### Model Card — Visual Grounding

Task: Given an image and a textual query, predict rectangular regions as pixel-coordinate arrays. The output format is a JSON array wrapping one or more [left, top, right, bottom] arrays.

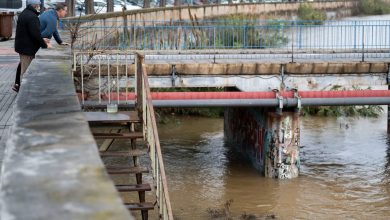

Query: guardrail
[[66, 20, 390, 58], [135, 53, 174, 220], [72, 51, 135, 106], [72, 51, 173, 219]]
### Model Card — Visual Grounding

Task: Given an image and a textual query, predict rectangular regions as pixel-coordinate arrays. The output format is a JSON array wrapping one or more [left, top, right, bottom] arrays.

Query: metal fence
[[66, 20, 390, 53]]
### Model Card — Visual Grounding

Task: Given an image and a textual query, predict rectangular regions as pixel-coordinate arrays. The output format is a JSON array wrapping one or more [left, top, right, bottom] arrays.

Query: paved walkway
[[0, 37, 18, 163]]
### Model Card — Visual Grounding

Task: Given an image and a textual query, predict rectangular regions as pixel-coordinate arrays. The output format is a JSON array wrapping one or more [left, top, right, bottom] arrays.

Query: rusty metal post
[[135, 53, 144, 118]]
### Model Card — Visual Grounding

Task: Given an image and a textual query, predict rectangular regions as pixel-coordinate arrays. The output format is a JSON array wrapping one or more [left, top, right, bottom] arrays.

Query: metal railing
[[73, 51, 173, 219], [72, 51, 136, 106], [135, 53, 174, 220], [66, 20, 390, 57]]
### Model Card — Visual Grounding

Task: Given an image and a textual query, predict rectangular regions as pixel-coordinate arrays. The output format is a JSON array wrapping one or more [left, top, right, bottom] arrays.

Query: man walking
[[39, 2, 69, 46], [12, 0, 50, 92]]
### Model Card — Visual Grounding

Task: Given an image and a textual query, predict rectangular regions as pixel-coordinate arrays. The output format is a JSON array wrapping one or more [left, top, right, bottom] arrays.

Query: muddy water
[[157, 115, 390, 219]]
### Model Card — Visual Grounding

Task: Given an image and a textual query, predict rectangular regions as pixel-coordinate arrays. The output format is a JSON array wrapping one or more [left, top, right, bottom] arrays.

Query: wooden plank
[[124, 202, 154, 211], [106, 166, 148, 174], [115, 184, 151, 192], [84, 111, 140, 123], [100, 149, 147, 157], [98, 128, 120, 152], [92, 132, 143, 139], [99, 138, 115, 152]]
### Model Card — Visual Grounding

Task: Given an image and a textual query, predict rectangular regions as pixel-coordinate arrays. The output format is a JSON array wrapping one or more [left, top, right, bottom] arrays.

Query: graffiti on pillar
[[266, 114, 300, 179], [225, 108, 300, 179], [224, 108, 268, 173]]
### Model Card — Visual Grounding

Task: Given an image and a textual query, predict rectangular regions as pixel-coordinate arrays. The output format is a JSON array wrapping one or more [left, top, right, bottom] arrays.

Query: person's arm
[[53, 29, 63, 45], [40, 20, 51, 39], [28, 16, 47, 48]]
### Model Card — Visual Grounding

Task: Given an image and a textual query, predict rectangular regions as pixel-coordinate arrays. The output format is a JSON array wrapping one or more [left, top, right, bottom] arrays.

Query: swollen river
[[158, 114, 390, 219]]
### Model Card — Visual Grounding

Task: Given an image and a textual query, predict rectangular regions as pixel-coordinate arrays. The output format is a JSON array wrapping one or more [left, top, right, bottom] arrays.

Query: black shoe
[[12, 84, 19, 92]]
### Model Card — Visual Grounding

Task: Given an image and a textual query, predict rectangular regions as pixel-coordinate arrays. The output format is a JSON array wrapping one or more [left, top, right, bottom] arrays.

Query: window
[[0, 0, 22, 9]]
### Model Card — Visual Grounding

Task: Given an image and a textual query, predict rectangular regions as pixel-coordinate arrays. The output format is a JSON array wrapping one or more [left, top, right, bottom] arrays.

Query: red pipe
[[101, 90, 390, 101]]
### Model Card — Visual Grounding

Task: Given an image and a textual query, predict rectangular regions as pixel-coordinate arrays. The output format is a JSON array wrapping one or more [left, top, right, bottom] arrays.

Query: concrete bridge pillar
[[224, 107, 300, 179]]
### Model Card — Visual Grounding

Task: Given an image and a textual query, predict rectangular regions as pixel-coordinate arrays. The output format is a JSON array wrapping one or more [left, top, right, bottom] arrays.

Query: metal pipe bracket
[[292, 88, 301, 109], [273, 89, 283, 111]]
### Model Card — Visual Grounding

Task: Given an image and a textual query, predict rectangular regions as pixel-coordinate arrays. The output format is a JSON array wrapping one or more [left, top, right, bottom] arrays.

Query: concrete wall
[[79, 62, 389, 76], [74, 1, 358, 23], [0, 48, 134, 220], [66, 1, 358, 49], [78, 62, 388, 95]]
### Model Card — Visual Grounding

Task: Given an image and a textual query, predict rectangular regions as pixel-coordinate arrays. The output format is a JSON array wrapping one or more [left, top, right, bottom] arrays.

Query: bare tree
[[85, 0, 95, 14], [174, 0, 180, 6], [159, 0, 166, 7], [144, 0, 150, 8], [107, 0, 114, 12], [65, 0, 75, 17]]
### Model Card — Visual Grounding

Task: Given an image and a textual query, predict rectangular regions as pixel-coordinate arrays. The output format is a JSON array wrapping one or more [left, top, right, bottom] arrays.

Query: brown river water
[[156, 114, 390, 219]]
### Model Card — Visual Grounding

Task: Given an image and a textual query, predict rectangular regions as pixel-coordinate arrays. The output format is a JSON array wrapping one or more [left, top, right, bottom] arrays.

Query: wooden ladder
[[86, 111, 155, 220]]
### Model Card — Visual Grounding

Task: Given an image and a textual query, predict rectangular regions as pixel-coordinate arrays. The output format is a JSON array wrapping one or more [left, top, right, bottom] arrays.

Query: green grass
[[297, 3, 326, 25], [153, 87, 225, 123], [359, 0, 390, 15], [212, 14, 288, 49], [300, 86, 383, 117]]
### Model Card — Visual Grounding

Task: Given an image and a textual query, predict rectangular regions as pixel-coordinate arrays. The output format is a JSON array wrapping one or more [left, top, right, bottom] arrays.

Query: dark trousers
[[14, 62, 21, 86], [14, 54, 34, 86]]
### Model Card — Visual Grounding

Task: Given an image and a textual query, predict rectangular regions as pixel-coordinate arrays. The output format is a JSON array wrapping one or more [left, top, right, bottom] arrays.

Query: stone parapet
[[67, 1, 358, 22], [0, 48, 134, 220]]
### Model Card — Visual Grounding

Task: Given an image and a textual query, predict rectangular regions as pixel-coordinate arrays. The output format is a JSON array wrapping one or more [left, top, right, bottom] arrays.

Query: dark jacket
[[15, 5, 47, 56], [40, 9, 62, 45]]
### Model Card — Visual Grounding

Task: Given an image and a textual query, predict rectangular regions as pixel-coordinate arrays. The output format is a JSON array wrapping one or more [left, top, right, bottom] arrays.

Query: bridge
[[1, 3, 390, 219], [68, 17, 390, 183]]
